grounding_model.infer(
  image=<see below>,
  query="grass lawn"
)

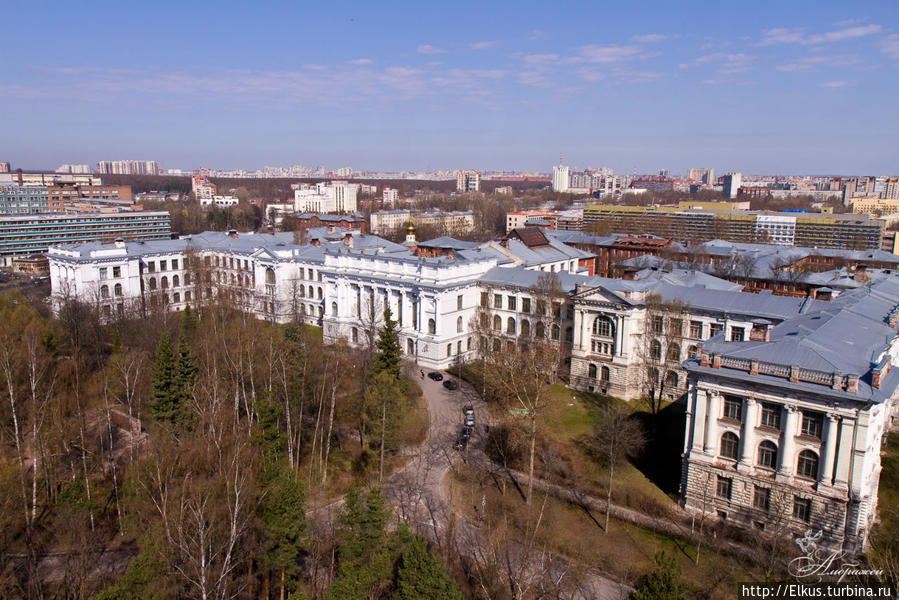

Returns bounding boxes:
[447,464,760,599]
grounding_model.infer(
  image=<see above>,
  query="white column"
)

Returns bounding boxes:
[778,405,800,477]
[574,310,583,350]
[704,392,721,454]
[820,413,839,485]
[739,398,759,467]
[690,388,707,453]
[616,315,624,357]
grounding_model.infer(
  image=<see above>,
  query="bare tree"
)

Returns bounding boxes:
[638,295,689,416]
[592,403,645,533]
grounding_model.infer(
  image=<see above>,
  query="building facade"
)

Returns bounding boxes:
[456,170,481,193]
[294,181,359,213]
[0,185,50,214]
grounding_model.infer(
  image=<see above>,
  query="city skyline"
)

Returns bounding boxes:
[2,0,898,174]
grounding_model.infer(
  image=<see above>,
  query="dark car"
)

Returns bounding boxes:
[442,379,459,390]
[454,437,467,451]
[461,427,471,440]
[427,372,444,381]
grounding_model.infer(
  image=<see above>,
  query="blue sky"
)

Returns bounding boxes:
[2,0,897,174]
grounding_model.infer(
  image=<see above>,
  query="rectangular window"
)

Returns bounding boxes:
[536,300,546,315]
[716,476,732,500]
[160,260,168,271]
[98,267,108,280]
[522,298,531,313]
[494,294,502,309]
[709,323,723,337]
[147,261,155,273]
[730,327,745,342]
[457,295,463,310]
[723,395,743,421]
[690,320,703,339]
[753,486,770,512]
[651,316,664,334]
[508,296,517,311]
[801,411,823,439]
[481,291,489,307]
[670,318,683,336]
[761,403,781,430]
[171,259,179,270]
[793,497,812,523]
[112,266,121,278]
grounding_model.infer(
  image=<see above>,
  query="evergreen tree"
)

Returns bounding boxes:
[262,472,308,600]
[150,333,176,423]
[372,307,402,379]
[393,527,462,600]
[631,551,686,600]
[174,328,198,403]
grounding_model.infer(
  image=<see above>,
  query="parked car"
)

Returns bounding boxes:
[461,427,471,439]
[442,379,459,390]
[427,371,444,381]
[454,437,467,451]
[463,405,474,416]
[464,413,475,427]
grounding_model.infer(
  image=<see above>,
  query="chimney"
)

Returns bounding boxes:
[846,375,859,393]
[328,224,336,233]
[17,168,23,186]
[343,233,353,248]
[114,238,125,249]
[448,250,455,260]
[227,229,238,239]
[311,238,321,247]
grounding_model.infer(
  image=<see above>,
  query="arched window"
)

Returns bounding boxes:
[161,276,169,289]
[407,339,414,354]
[317,306,323,317]
[308,285,314,297]
[650,339,662,360]
[492,315,501,330]
[114,283,123,297]
[535,322,545,338]
[230,273,236,285]
[593,317,613,337]
[507,317,516,334]
[428,318,436,335]
[100,284,109,299]
[173,275,180,287]
[520,319,530,337]
[551,323,560,340]
[173,292,181,303]
[600,366,610,381]
[720,432,740,460]
[148,277,157,290]
[797,450,819,479]
[667,344,680,363]
[331,302,338,316]
[565,326,573,343]
[588,364,597,379]
[665,370,679,388]
[457,316,463,333]
[317,288,323,300]
[265,267,276,285]
[757,440,778,469]
[688,345,698,358]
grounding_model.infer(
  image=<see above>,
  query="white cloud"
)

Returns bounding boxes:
[470,40,499,50]
[883,34,899,59]
[759,24,882,46]
[350,58,373,65]
[776,54,859,72]
[679,53,753,74]
[416,44,445,55]
[820,80,850,88]
[572,44,643,64]
[630,34,668,43]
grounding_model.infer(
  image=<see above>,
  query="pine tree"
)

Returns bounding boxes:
[394,527,462,600]
[150,333,176,423]
[372,307,402,379]
[174,328,198,401]
[262,472,308,600]
[631,551,686,600]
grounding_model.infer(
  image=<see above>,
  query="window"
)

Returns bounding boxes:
[447,344,452,357]
[716,476,732,500]
[665,371,678,388]
[709,323,723,337]
[265,268,276,285]
[723,395,743,421]
[114,283,123,297]
[160,260,167,271]
[457,340,462,354]
[520,320,530,337]
[650,339,661,360]
[757,440,778,469]
[690,320,702,339]
[352,328,358,343]
[428,318,436,335]
[553,302,561,318]
[669,318,683,336]
[588,364,597,379]
[522,298,531,313]
[148,277,157,290]
[457,294,463,310]
[173,292,180,303]
[600,366,610,381]
[593,317,613,337]
[801,412,823,439]
[317,272,322,282]
[185,290,191,302]
[720,432,739,460]
[565,326,572,343]
[99,267,108,280]
[730,327,745,342]
[171,259,179,270]
[753,486,770,512]
[797,450,819,479]
[793,497,812,523]
[317,288,322,300]
[507,317,516,334]
[492,315,501,330]
[666,344,680,363]
[457,316,463,333]
[535,322,545,338]
[507,296,517,311]
[493,338,501,352]
[494,294,502,309]
[481,291,488,307]
[147,261,155,273]
[407,339,414,354]
[331,302,338,316]
[173,275,180,287]
[688,345,699,358]
[100,284,109,299]
[761,403,781,430]
[551,324,560,340]
[113,266,121,278]
[651,316,664,334]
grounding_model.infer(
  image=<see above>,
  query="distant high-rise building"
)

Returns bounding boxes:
[56,164,92,174]
[335,166,353,178]
[456,170,480,193]
[658,168,670,177]
[191,175,217,201]
[97,160,160,175]
[687,168,715,185]
[294,181,359,213]
[552,165,570,193]
[383,187,399,206]
[721,172,742,198]
[0,162,10,173]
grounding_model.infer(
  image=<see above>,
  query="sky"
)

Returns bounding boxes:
[1,0,898,175]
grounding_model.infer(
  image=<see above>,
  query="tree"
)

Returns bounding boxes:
[364,371,406,482]
[631,551,686,600]
[393,527,462,600]
[149,332,177,424]
[639,295,689,417]
[372,307,402,379]
[262,472,308,600]
[172,327,198,427]
[593,403,645,533]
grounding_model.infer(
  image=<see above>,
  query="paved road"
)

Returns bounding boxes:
[384,367,625,600]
